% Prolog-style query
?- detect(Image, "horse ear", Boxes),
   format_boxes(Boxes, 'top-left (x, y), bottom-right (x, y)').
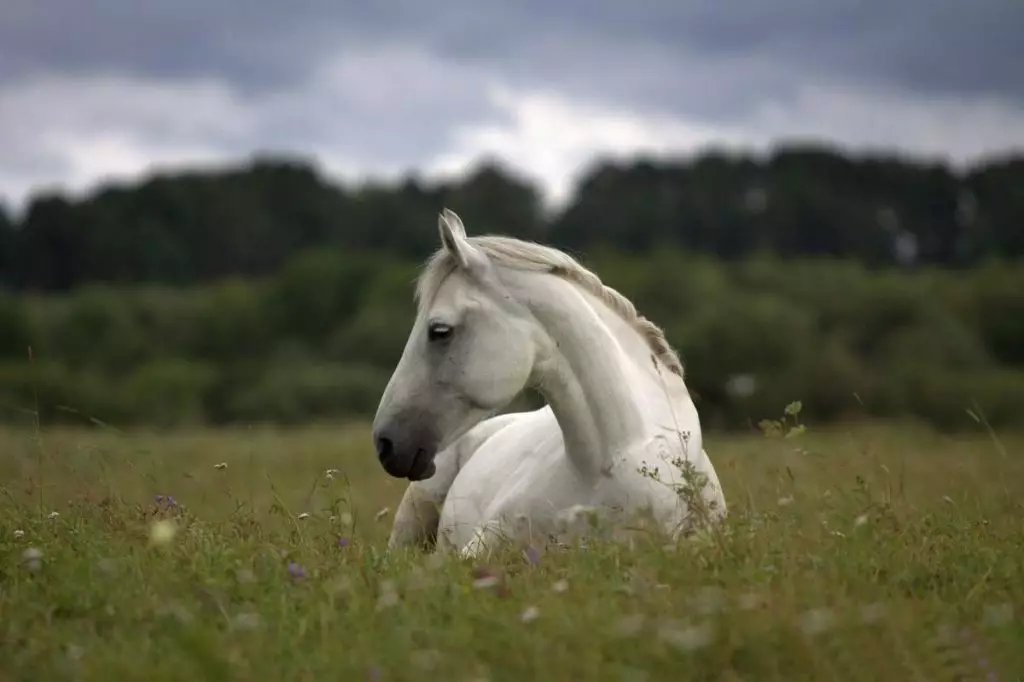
top-left (438, 208), bottom-right (474, 269)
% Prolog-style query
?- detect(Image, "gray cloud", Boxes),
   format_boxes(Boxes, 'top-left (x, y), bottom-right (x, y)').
top-left (1, 0), bottom-right (1022, 210)
top-left (4, 0), bottom-right (1022, 110)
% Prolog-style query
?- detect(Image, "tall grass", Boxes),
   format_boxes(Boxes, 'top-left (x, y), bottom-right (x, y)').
top-left (1, 420), bottom-right (1021, 680)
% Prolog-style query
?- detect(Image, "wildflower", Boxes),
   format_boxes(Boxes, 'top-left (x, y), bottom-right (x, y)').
top-left (232, 612), bottom-right (262, 630)
top-left (214, 462), bottom-right (227, 470)
top-left (376, 580), bottom-right (399, 610)
top-left (551, 579), bottom-right (569, 593)
top-left (297, 512), bottom-right (311, 520)
top-left (522, 546), bottom-right (541, 565)
top-left (325, 468), bottom-right (340, 480)
top-left (47, 511), bottom-right (60, 519)
top-left (149, 519), bottom-right (177, 546)
top-left (340, 512), bottom-right (354, 527)
top-left (854, 514), bottom-right (869, 528)
top-left (658, 620), bottom-right (715, 651)
top-left (473, 575), bottom-right (500, 590)
top-left (799, 608), bottom-right (836, 636)
top-left (22, 547), bottom-right (43, 572)
top-left (520, 605), bottom-right (540, 623)
top-left (777, 496), bottom-right (793, 507)
top-left (13, 529), bottom-right (24, 539)
top-left (375, 507), bottom-right (390, 521)
top-left (337, 537), bottom-right (349, 548)
top-left (736, 592), bottom-right (765, 611)
top-left (860, 602), bottom-right (886, 624)
top-left (287, 562), bottom-right (306, 580)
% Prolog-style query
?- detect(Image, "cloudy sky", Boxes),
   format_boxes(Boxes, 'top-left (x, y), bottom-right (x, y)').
top-left (2, 1), bottom-right (1023, 211)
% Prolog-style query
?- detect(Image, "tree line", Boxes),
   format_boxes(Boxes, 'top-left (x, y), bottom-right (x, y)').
top-left (1, 142), bottom-right (1022, 433)
top-left (1, 143), bottom-right (1023, 292)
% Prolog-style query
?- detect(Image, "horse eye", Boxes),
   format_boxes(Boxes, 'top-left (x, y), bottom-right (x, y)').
top-left (427, 322), bottom-right (454, 342)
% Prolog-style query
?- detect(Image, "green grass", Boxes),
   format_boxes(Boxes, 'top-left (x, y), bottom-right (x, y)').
top-left (1, 419), bottom-right (1022, 681)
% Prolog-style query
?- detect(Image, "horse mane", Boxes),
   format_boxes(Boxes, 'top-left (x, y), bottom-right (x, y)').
top-left (416, 235), bottom-right (684, 378)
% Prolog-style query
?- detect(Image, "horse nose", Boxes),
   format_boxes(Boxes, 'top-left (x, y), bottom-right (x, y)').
top-left (375, 435), bottom-right (394, 463)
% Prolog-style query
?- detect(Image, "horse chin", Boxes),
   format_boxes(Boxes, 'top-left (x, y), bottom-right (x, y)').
top-left (406, 449), bottom-right (437, 481)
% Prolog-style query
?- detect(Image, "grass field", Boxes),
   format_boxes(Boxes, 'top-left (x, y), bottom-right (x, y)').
top-left (1, 416), bottom-right (1022, 681)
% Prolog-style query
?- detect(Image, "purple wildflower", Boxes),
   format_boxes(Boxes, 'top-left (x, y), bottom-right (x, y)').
top-left (288, 562), bottom-right (306, 579)
top-left (523, 546), bottom-right (541, 565)
top-left (338, 537), bottom-right (349, 548)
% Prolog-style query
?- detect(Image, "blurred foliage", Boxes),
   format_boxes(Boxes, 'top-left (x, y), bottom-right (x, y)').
top-left (1, 144), bottom-right (1023, 430)
top-left (1, 250), bottom-right (1023, 432)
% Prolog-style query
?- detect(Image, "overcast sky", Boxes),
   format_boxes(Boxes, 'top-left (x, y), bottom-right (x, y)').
top-left (2, 1), bottom-right (1023, 212)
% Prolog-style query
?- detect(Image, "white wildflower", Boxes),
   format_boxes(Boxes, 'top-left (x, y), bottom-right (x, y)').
top-left (22, 547), bottom-right (43, 572)
top-left (799, 608), bottom-right (836, 636)
top-left (297, 512), bottom-right (311, 520)
top-left (473, 575), bottom-right (500, 590)
top-left (520, 605), bottom-right (540, 623)
top-left (860, 602), bottom-right (886, 624)
top-left (214, 462), bottom-right (227, 470)
top-left (658, 620), bottom-right (715, 651)
top-left (736, 592), bottom-right (765, 610)
top-left (48, 511), bottom-right (60, 519)
top-left (149, 519), bottom-right (177, 546)
top-left (13, 529), bottom-right (24, 539)
top-left (854, 514), bottom-right (869, 528)
top-left (375, 581), bottom-right (399, 611)
top-left (232, 612), bottom-right (262, 631)
top-left (777, 496), bottom-right (794, 507)
top-left (551, 579), bottom-right (569, 593)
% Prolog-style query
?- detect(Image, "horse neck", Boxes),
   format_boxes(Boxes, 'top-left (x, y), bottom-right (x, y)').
top-left (509, 272), bottom-right (675, 480)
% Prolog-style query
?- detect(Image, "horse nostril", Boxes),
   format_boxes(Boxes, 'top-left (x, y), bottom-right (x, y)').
top-left (376, 436), bottom-right (394, 462)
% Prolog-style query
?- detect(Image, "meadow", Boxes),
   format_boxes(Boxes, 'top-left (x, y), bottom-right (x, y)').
top-left (1, 415), bottom-right (1022, 681)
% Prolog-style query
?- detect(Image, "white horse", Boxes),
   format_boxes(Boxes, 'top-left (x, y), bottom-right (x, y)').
top-left (372, 209), bottom-right (726, 557)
